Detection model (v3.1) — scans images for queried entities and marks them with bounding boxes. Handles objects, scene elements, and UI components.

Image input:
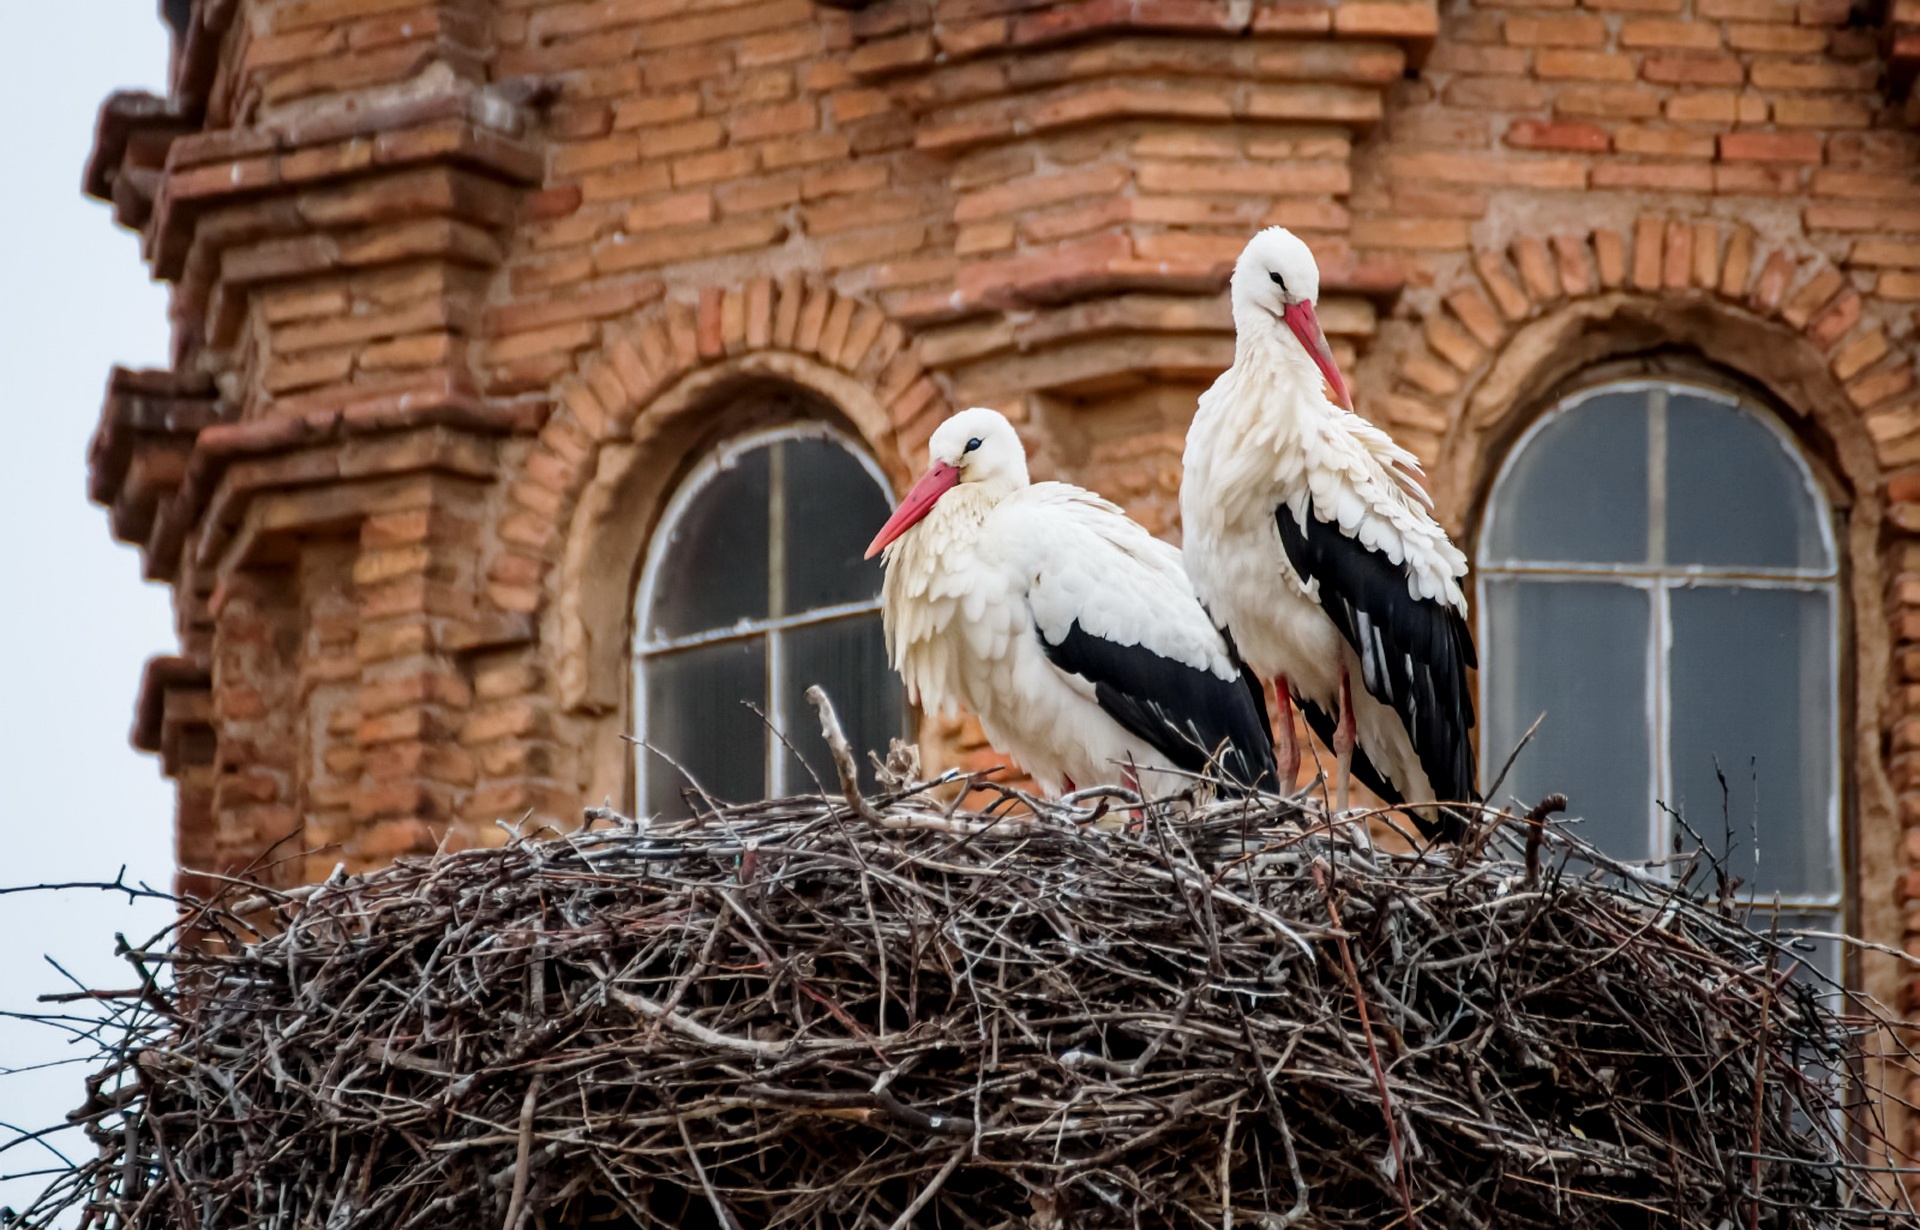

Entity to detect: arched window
[1479,377,1841,939]
[635,423,905,818]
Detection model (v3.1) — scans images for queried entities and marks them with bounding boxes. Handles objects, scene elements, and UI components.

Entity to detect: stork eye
[963,437,983,454]
[1268,271,1287,292]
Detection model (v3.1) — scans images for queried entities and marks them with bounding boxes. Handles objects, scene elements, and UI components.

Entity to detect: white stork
[865,407,1276,800]
[1180,227,1478,839]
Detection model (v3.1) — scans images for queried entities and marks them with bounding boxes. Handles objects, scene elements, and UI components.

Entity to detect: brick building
[82,0,1920,1154]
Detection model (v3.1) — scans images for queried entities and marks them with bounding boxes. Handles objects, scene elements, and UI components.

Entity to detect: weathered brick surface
[80,0,1920,1166]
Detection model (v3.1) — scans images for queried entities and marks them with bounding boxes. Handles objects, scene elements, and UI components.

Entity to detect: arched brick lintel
[485,277,951,623]
[1372,220,1914,533]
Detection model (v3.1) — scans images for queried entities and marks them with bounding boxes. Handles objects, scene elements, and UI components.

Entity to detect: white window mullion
[767,629,785,796]
[766,438,788,797]
[1651,579,1673,868]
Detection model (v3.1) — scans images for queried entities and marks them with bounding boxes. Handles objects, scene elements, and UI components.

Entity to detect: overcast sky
[0,6,179,1218]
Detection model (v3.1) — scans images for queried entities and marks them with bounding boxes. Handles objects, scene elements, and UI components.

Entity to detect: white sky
[0,6,179,1218]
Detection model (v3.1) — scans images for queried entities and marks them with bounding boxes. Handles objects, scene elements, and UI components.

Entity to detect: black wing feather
[1276,498,1479,807]
[1040,620,1277,796]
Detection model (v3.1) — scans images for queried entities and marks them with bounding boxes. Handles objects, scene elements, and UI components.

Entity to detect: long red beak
[865,462,960,559]
[1281,300,1353,413]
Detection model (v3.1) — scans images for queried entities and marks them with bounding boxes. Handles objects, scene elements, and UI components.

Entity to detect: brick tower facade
[84,0,1920,1160]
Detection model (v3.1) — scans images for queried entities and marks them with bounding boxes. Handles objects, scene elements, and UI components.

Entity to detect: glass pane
[1668,585,1836,898]
[1485,389,1648,565]
[642,638,767,817]
[648,446,769,640]
[778,616,903,795]
[1484,577,1652,860]
[1666,392,1830,571]
[783,437,892,611]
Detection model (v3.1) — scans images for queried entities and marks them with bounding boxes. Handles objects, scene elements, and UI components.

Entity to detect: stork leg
[1272,675,1301,788]
[1333,663,1357,814]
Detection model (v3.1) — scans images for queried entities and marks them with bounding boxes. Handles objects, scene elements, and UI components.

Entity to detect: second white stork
[866,407,1276,799]
[1181,227,1478,839]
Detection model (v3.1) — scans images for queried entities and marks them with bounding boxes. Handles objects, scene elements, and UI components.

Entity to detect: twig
[500,1074,542,1230]
[1315,860,1419,1230]
[808,686,882,823]
[886,1145,967,1230]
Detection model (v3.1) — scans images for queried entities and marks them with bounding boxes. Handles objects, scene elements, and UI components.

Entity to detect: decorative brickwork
[81,0,1920,1168]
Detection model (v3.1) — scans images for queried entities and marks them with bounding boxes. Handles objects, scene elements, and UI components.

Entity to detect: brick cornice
[132,654,213,778]
[834,0,1417,391]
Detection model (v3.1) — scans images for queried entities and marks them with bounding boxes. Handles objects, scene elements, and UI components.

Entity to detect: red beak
[1281,299,1353,413]
[865,462,961,559]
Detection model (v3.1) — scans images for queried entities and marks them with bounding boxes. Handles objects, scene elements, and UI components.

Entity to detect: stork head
[865,407,1029,558]
[1229,226,1352,413]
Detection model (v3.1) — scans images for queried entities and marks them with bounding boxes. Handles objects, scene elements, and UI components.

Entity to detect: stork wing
[1276,497,1479,805]
[1008,485,1276,795]
[1040,620,1276,794]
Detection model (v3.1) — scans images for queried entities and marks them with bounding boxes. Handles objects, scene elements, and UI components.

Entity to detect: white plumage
[1181,228,1478,836]
[869,408,1274,799]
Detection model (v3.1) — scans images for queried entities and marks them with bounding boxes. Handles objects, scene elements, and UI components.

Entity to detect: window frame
[632,420,898,810]
[1476,376,1845,921]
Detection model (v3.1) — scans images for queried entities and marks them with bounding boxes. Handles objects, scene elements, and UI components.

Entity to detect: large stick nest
[9,731,1918,1228]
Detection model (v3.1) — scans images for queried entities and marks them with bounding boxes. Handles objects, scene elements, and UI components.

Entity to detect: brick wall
[84,0,1920,1161]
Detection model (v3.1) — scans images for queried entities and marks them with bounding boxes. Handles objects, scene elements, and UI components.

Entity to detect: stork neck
[1224,317,1328,435]
[1234,302,1324,384]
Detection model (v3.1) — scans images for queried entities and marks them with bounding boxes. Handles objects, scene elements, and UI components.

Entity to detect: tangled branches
[8,760,1917,1227]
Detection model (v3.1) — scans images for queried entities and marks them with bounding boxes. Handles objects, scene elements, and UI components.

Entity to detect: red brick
[1662,218,1693,287]
[1505,12,1607,43]
[1814,171,1920,201]
[625,190,714,232]
[760,132,852,169]
[1749,60,1878,90]
[1798,0,1852,23]
[1594,229,1628,285]
[1632,215,1666,288]
[1701,0,1796,17]
[1806,203,1920,230]
[1714,164,1804,194]
[638,119,725,158]
[1536,50,1636,79]
[1852,239,1920,266]
[1725,21,1828,50]
[1334,2,1440,36]
[1443,77,1549,109]
[1642,55,1745,86]
[1596,161,1717,190]
[1750,249,1799,311]
[1557,85,1663,118]
[1506,119,1610,152]
[611,91,700,131]
[1614,126,1716,158]
[1666,92,1770,123]
[1553,233,1598,294]
[1720,132,1823,163]
[1772,97,1874,128]
[671,147,758,187]
[728,99,819,142]
[1426,42,1532,73]
[1808,289,1862,349]
[1621,18,1722,48]
[1350,217,1473,248]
